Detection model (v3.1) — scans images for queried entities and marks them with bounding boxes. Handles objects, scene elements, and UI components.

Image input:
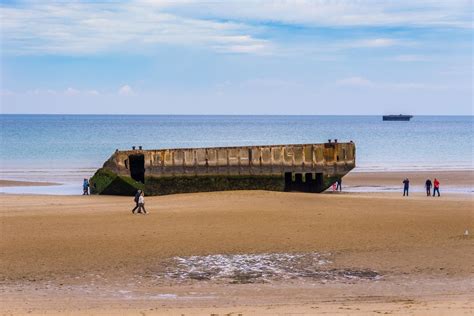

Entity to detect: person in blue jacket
[82,178,90,195]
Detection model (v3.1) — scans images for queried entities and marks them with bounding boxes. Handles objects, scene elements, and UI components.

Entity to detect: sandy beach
[1,171,473,315]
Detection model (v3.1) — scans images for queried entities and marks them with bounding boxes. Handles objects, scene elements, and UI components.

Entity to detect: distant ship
[383,114,413,121]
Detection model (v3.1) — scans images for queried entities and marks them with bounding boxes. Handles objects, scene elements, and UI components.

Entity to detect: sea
[1,115,472,194]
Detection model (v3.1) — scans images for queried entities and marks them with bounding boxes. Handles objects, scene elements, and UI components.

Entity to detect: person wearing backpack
[131,189,142,214]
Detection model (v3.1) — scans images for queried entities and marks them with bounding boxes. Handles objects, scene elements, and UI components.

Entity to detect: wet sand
[1,175,473,315]
[0,179,59,187]
[344,170,474,191]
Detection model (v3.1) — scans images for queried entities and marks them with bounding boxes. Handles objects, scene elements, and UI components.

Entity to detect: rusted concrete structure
[90,141,355,196]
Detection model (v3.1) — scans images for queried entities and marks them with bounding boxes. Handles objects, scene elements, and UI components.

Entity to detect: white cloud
[241,78,302,89]
[23,88,100,96]
[336,76,450,90]
[85,90,100,96]
[118,85,134,96]
[0,1,470,56]
[64,87,80,95]
[187,0,472,28]
[391,55,431,62]
[354,38,400,48]
[337,77,373,87]
[68,88,101,96]
[0,1,270,55]
[0,89,15,96]
[27,89,57,95]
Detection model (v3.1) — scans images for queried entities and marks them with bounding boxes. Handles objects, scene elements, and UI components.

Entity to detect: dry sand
[1,171,473,315]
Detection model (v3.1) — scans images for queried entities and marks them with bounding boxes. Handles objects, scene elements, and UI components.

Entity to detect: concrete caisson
[90,141,355,195]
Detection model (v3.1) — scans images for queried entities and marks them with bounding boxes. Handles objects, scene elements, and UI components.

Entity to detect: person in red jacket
[433,178,440,197]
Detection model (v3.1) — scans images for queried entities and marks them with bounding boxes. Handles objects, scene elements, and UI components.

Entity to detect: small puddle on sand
[152,252,381,284]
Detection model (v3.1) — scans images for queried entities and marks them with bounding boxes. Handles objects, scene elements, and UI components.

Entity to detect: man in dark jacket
[403,178,409,196]
[425,179,432,196]
[131,189,142,214]
[336,178,342,192]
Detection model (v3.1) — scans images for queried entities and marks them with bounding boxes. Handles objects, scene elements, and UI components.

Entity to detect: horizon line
[0,113,472,116]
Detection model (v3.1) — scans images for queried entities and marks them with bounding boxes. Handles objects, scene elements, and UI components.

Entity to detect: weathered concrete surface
[91,142,355,195]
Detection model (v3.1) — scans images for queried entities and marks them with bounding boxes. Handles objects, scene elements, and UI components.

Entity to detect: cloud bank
[0,0,471,56]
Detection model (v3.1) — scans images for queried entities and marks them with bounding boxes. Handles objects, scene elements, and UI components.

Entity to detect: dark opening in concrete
[305,173,314,192]
[129,154,145,183]
[294,173,304,191]
[316,173,323,191]
[284,172,292,191]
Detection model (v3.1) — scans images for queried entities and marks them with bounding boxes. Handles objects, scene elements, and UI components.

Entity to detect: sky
[0,0,472,115]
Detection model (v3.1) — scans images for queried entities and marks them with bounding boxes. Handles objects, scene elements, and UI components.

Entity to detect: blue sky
[0,0,472,114]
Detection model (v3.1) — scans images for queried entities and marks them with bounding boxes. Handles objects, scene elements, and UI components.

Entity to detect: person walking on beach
[403,178,410,196]
[336,178,342,192]
[82,178,89,195]
[425,179,432,196]
[137,191,147,214]
[131,189,142,214]
[433,178,440,197]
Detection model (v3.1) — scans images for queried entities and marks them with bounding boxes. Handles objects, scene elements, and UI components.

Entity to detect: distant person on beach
[403,178,410,196]
[433,178,440,197]
[332,182,336,191]
[425,179,432,196]
[137,191,147,214]
[336,178,342,192]
[131,189,142,214]
[82,178,89,195]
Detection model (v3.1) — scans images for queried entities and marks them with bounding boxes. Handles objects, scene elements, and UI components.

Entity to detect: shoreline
[0,169,472,195]
[0,179,61,187]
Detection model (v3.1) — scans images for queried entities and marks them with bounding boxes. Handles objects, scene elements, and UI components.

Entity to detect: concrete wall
[104,142,355,178]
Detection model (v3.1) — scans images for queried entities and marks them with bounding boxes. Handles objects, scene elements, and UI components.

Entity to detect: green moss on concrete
[90,168,340,196]
[90,168,144,196]
[145,174,285,196]
[89,168,115,194]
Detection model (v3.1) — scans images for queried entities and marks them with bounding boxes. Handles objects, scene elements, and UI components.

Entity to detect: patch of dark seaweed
[230,271,264,284]
[336,269,380,280]
[188,272,212,281]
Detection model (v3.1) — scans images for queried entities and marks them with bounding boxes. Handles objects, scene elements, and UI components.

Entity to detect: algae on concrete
[90,168,144,196]
[145,174,284,196]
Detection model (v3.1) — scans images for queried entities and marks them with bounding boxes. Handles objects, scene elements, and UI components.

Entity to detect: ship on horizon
[383,114,413,121]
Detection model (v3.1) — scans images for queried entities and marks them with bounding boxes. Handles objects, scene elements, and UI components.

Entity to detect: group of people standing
[131,189,147,214]
[331,178,343,192]
[403,178,440,197]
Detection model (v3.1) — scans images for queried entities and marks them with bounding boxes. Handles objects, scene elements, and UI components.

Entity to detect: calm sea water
[0,115,472,188]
